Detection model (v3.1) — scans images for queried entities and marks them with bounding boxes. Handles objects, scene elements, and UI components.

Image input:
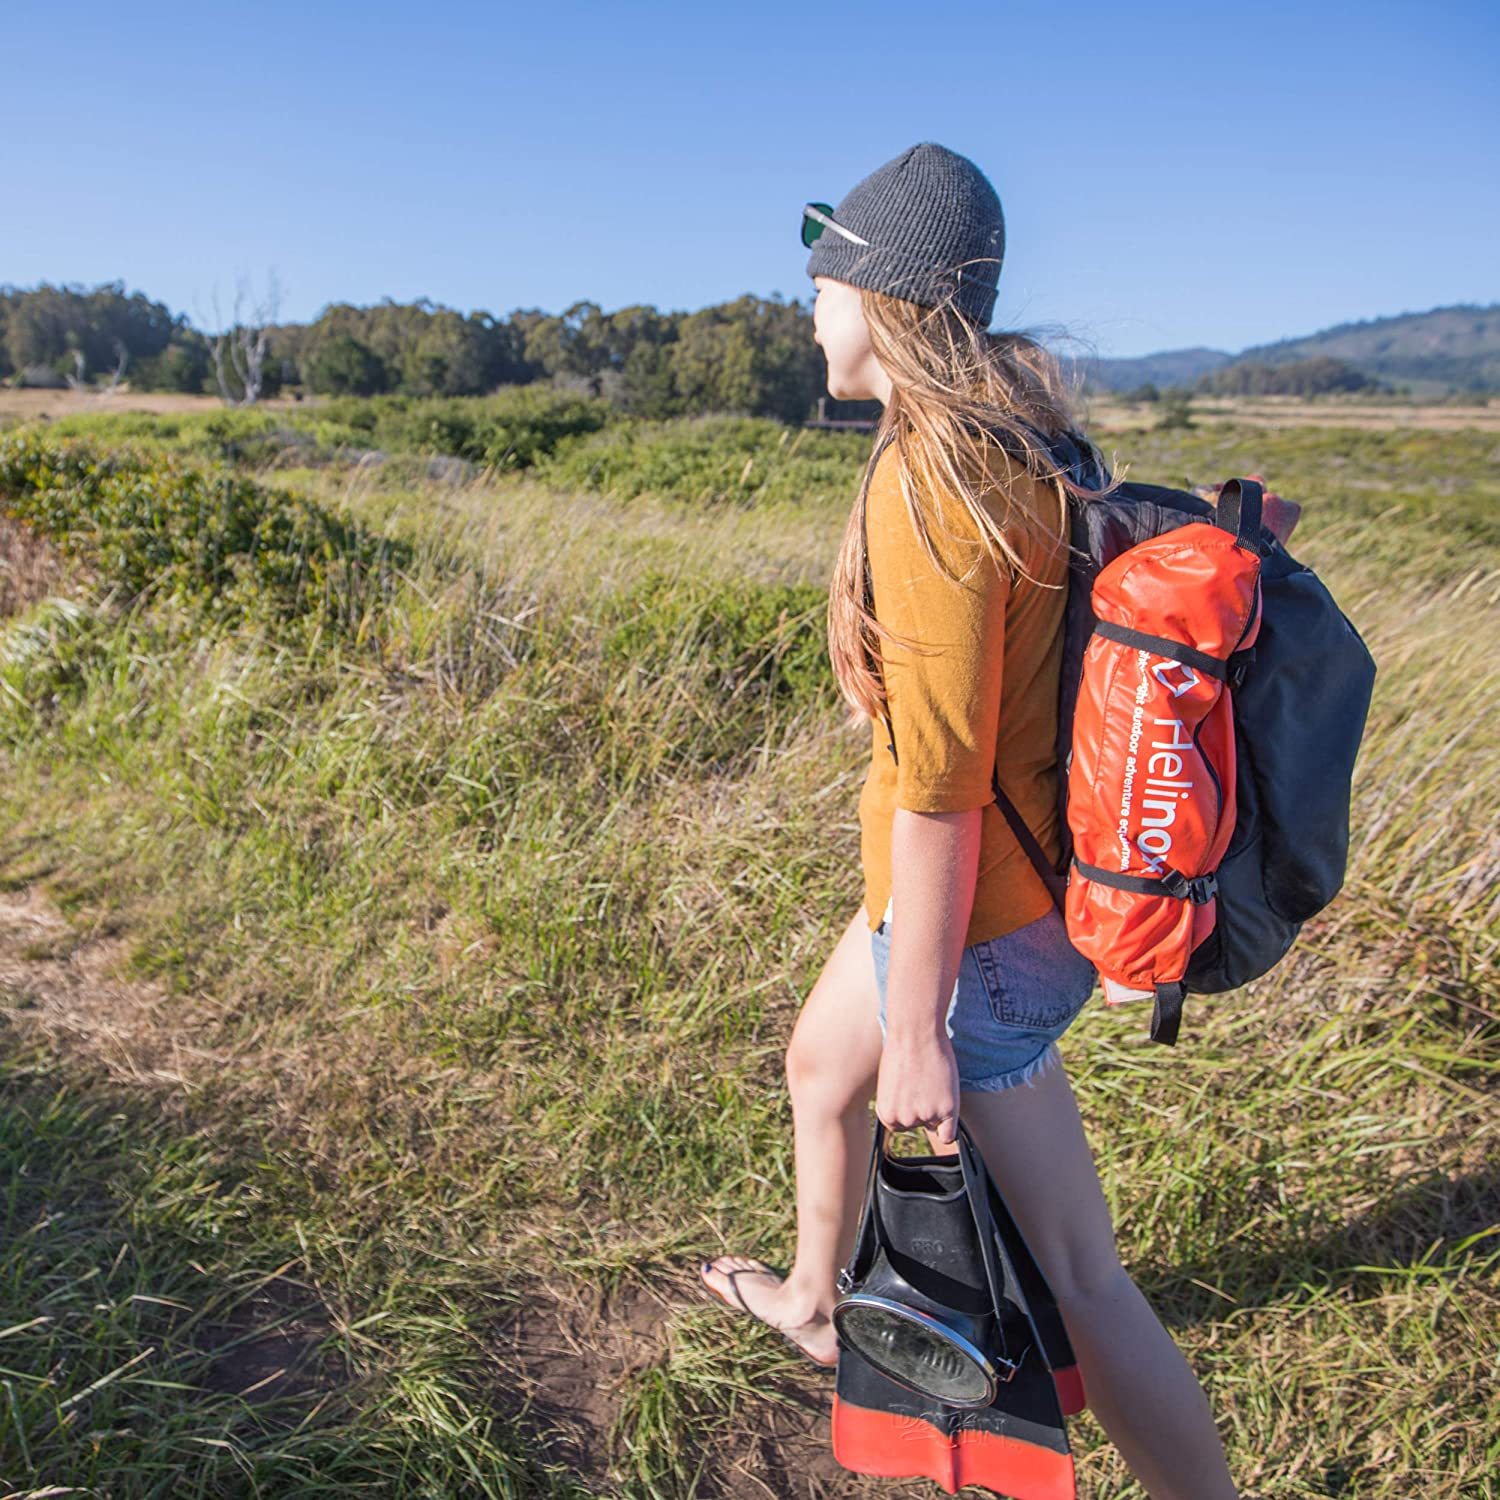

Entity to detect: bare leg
[958,1054,1239,1500]
[702,904,884,1363]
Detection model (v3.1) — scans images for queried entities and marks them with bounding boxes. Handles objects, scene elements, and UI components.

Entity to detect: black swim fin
[830,1125,1081,1497]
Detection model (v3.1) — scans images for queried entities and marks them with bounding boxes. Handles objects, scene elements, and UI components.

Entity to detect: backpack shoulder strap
[991,769,1068,913]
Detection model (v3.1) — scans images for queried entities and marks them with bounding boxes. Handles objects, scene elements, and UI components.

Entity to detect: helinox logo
[1134,716,1196,874]
[1151,659,1201,698]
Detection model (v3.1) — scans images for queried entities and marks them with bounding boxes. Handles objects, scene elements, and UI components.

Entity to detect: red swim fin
[832,1344,1076,1500]
[1052,1363,1087,1418]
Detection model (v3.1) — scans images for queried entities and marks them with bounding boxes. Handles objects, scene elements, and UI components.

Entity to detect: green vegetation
[1093,421,1500,562]
[0,281,201,392]
[18,387,618,474]
[316,388,616,468]
[1156,392,1196,429]
[0,1060,574,1496]
[2,282,842,421]
[1,412,1495,1495]
[0,432,412,655]
[11,406,372,467]
[1233,302,1500,395]
[531,413,873,505]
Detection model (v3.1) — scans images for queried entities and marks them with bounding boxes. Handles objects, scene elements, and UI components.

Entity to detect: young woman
[699,143,1241,1498]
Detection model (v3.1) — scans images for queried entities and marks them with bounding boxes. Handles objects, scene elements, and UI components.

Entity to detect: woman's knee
[785,1027,835,1101]
[784,908,884,1109]
[785,1021,867,1111]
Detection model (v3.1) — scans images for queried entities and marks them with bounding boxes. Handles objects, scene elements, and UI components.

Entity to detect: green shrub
[31,389,613,471]
[1157,393,1195,430]
[37,408,369,467]
[534,413,871,506]
[314,386,614,468]
[0,433,413,643]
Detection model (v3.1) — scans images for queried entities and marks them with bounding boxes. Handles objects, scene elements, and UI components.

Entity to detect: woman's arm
[864,454,1015,1144]
[878,804,982,1143]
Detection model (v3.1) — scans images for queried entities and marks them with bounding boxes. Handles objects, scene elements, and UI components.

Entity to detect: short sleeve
[867,454,1011,813]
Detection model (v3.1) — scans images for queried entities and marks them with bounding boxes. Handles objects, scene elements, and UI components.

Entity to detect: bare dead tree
[64,350,87,392]
[101,339,129,394]
[206,272,282,406]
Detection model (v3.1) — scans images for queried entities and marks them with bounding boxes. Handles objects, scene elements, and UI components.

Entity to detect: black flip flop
[698,1258,839,1371]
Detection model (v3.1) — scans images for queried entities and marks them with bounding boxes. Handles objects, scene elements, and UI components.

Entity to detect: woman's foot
[699,1255,840,1368]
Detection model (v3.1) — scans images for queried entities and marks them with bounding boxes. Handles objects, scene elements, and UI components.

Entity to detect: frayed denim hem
[960,1039,1062,1095]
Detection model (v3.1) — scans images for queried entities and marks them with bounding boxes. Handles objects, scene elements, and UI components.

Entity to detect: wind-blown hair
[825,283,1119,735]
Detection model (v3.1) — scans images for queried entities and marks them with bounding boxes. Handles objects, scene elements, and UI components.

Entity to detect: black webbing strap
[1151,982,1186,1046]
[955,1119,1025,1374]
[991,768,1067,916]
[1212,477,1264,550]
[836,1116,888,1295]
[1072,857,1219,906]
[1091,621,1230,681]
[982,1167,1077,1373]
[1068,863,1210,1048]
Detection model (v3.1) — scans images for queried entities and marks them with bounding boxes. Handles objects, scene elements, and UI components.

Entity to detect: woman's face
[811,276,892,405]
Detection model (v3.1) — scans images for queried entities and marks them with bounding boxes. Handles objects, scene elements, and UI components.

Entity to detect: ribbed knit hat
[804,142,1005,326]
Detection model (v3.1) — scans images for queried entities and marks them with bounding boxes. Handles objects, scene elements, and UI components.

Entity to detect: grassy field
[4,384,1499,436]
[0,407,1495,1498]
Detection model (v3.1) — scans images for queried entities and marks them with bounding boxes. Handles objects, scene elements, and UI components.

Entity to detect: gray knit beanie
[804,142,1005,327]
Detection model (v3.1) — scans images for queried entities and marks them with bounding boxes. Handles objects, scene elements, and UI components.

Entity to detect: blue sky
[4,0,1495,357]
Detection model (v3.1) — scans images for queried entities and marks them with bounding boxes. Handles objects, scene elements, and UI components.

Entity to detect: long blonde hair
[826,283,1119,735]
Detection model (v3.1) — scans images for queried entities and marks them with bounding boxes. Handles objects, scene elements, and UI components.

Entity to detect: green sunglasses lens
[802,202,833,249]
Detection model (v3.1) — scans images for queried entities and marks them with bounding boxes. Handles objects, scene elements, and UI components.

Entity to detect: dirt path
[0,883,891,1497]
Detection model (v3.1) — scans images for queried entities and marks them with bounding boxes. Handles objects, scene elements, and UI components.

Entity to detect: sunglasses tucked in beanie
[803,141,1005,327]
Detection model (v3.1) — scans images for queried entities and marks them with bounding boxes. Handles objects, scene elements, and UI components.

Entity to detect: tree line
[0,281,869,425]
[1118,355,1384,404]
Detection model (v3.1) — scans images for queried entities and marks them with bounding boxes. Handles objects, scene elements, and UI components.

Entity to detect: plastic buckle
[1160,869,1218,904]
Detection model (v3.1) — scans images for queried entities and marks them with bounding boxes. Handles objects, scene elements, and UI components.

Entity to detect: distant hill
[1076,303,1500,395]
[1235,304,1500,393]
[1070,346,1233,393]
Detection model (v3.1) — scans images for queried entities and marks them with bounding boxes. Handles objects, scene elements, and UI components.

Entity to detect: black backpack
[981,428,1379,1044]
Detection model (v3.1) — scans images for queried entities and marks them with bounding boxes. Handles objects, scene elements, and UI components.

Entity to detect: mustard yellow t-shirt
[857,436,1070,948]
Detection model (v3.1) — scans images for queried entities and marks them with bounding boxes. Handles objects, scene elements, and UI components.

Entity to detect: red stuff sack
[1064,520,1262,1040]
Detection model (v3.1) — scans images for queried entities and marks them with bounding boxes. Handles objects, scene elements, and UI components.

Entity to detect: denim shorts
[870,899,1097,1093]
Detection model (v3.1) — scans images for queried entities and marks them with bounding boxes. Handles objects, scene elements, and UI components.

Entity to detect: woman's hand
[876,1027,961,1144]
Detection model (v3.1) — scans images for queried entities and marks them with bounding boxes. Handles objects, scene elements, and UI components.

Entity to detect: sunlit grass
[1,415,1496,1496]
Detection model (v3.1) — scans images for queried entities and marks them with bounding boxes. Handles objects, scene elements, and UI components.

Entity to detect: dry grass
[4,385,1495,435]
[0,389,314,422]
[0,513,81,616]
[0,415,1495,1497]
[1087,394,1500,432]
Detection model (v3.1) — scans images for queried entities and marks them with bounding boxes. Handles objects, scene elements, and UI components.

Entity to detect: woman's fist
[875,1029,961,1144]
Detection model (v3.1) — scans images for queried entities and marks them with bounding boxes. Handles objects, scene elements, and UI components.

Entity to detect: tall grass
[0,415,1495,1496]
